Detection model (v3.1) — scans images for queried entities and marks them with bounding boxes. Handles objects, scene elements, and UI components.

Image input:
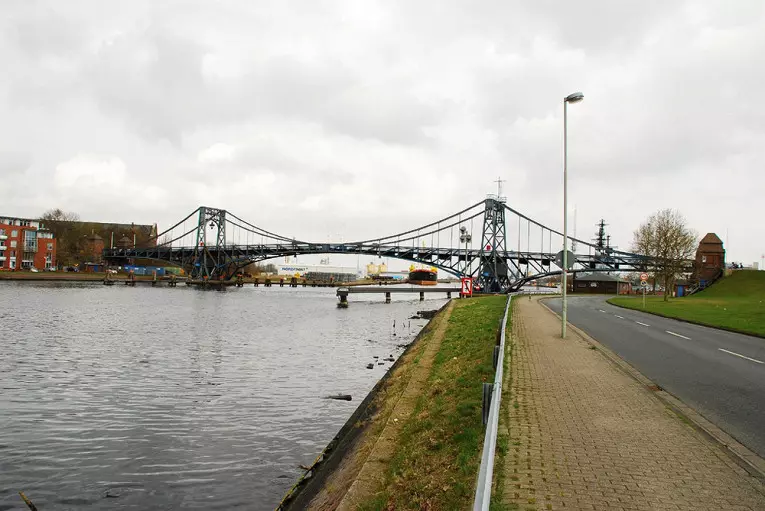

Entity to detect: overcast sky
[2,0,764,267]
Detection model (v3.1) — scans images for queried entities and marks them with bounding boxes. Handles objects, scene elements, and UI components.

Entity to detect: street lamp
[459,226,472,279]
[562,91,583,339]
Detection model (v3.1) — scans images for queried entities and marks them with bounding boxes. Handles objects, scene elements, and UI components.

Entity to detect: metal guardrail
[472,293,514,510]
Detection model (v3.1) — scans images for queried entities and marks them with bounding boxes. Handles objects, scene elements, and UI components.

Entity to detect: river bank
[280,295,509,510]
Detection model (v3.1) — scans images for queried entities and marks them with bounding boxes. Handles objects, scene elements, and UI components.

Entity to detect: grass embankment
[359,295,508,510]
[608,271,765,337]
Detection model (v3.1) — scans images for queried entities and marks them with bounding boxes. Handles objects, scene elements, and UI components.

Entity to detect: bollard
[419,291,425,301]
[482,383,493,426]
[385,292,391,304]
[337,289,349,308]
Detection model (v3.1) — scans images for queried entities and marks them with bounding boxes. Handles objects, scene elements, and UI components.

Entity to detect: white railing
[472,293,514,510]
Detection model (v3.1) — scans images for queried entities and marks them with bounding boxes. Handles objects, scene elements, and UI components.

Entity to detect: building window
[10,240,17,248]
[47,243,53,251]
[10,250,15,257]
[702,255,707,263]
[24,230,37,251]
[11,230,17,237]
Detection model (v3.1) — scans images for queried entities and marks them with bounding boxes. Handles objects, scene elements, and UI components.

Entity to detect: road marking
[614,315,624,319]
[718,348,764,364]
[598,309,606,313]
[635,321,651,327]
[666,331,691,340]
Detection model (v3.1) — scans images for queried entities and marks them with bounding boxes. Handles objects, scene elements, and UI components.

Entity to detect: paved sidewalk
[502,298,765,511]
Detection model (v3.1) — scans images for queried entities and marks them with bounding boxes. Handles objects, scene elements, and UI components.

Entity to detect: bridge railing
[472,292,513,510]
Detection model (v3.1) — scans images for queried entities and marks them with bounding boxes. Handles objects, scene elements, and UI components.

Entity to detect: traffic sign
[641,280,649,288]
[640,273,649,281]
[461,277,474,297]
[555,250,575,270]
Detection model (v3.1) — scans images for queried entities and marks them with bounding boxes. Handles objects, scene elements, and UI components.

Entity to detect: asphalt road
[545,295,765,459]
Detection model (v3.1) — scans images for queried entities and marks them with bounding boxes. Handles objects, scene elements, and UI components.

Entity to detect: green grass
[361,295,508,510]
[608,271,765,337]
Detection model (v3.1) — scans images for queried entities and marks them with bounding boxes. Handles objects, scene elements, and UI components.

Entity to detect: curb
[538,298,765,483]
[606,299,765,340]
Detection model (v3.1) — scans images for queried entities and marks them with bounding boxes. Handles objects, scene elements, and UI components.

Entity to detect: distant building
[276,263,358,282]
[83,232,105,263]
[0,216,57,271]
[693,233,725,285]
[572,272,631,294]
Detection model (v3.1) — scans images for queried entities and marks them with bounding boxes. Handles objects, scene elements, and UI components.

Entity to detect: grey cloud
[1,0,764,264]
[0,152,33,176]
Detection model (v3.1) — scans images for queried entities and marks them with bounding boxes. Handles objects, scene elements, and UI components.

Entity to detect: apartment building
[0,216,57,271]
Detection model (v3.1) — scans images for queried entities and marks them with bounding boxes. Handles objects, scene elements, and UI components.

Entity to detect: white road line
[635,321,651,327]
[718,348,764,364]
[598,309,606,313]
[614,315,624,319]
[666,331,691,340]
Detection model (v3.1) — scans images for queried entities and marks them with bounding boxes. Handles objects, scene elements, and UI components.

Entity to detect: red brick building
[0,216,57,271]
[693,233,725,285]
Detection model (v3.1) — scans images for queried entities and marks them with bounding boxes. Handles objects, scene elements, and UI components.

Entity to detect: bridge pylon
[191,207,228,279]
[477,197,511,293]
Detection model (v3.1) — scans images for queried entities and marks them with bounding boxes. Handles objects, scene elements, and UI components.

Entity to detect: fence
[472,292,514,510]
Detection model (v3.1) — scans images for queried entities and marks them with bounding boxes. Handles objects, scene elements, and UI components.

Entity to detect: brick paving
[502,298,765,511]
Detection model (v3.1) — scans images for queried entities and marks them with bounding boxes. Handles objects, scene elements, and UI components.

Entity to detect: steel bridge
[102,196,669,292]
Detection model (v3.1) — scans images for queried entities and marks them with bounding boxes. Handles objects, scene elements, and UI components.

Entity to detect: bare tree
[632,209,696,301]
[632,218,658,292]
[39,209,81,266]
[158,233,173,247]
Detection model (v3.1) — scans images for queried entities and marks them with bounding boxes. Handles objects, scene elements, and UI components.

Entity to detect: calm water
[0,282,447,510]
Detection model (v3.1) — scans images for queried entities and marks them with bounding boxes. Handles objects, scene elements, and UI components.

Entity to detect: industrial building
[571,272,631,294]
[276,263,358,283]
[0,216,57,271]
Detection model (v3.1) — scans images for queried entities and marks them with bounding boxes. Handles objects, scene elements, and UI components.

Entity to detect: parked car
[29,267,39,273]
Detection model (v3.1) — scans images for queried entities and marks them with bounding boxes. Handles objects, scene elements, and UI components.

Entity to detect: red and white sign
[640,273,649,281]
[460,277,474,297]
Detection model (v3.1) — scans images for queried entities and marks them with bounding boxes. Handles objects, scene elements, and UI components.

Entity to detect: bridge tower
[191,207,227,279]
[477,197,511,293]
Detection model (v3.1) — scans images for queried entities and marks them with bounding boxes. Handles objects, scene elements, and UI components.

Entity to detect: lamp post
[562,91,583,339]
[460,226,472,280]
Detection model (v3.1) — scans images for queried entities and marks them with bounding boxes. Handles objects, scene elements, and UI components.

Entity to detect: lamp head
[564,92,584,103]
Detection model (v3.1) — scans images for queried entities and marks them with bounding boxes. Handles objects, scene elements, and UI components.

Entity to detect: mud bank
[277,301,453,510]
